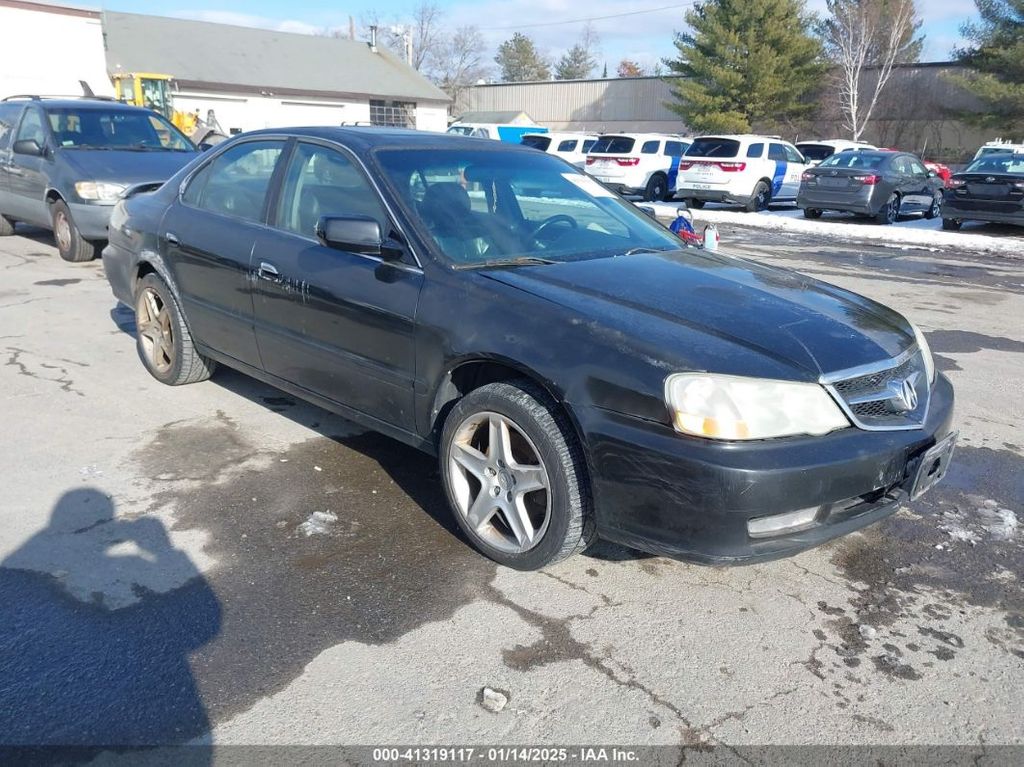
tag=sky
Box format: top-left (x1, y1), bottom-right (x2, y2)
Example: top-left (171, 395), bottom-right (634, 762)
top-left (101, 0), bottom-right (979, 78)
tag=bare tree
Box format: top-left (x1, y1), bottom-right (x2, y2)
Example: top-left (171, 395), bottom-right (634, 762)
top-left (430, 26), bottom-right (491, 112)
top-left (820, 0), bottom-right (923, 140)
top-left (359, 2), bottom-right (444, 71)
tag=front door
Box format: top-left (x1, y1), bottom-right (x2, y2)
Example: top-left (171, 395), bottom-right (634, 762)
top-left (5, 105), bottom-right (51, 226)
top-left (252, 141), bottom-right (423, 432)
top-left (160, 138), bottom-right (286, 369)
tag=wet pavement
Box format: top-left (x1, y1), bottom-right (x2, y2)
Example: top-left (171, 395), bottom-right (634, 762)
top-left (0, 223), bottom-right (1021, 753)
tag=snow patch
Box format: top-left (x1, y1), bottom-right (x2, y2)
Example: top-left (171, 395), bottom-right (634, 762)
top-left (297, 511), bottom-right (337, 537)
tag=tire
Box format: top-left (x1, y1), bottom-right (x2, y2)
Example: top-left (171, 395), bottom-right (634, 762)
top-left (643, 173), bottom-right (669, 202)
top-left (942, 218), bottom-right (962, 231)
top-left (0, 214), bottom-right (14, 236)
top-left (746, 181), bottom-right (771, 212)
top-left (439, 379), bottom-right (595, 570)
top-left (686, 198), bottom-right (706, 209)
top-left (134, 273), bottom-right (217, 386)
top-left (925, 193), bottom-right (941, 220)
top-left (802, 208), bottom-right (823, 219)
top-left (875, 193), bottom-right (900, 225)
top-left (51, 200), bottom-right (99, 262)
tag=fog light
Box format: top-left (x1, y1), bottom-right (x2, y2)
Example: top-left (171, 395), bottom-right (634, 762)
top-left (746, 507), bottom-right (821, 538)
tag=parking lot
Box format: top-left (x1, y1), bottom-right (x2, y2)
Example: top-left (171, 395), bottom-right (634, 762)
top-left (1, 221), bottom-right (1022, 752)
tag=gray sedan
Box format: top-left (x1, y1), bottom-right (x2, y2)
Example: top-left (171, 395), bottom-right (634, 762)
top-left (797, 150), bottom-right (945, 225)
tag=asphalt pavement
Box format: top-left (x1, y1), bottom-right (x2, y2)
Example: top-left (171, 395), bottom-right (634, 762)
top-left (0, 221), bottom-right (1021, 758)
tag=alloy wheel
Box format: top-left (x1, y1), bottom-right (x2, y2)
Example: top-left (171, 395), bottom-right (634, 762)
top-left (54, 210), bottom-right (72, 253)
top-left (136, 287), bottom-right (175, 374)
top-left (447, 411), bottom-right (551, 554)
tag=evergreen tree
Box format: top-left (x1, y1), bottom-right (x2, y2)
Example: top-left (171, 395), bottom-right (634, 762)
top-left (556, 44), bottom-right (596, 79)
top-left (953, 0), bottom-right (1024, 131)
top-left (495, 33), bottom-right (551, 82)
top-left (665, 0), bottom-right (826, 133)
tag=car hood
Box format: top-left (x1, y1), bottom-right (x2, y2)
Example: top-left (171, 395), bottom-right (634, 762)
top-left (58, 149), bottom-right (198, 186)
top-left (480, 250), bottom-right (914, 380)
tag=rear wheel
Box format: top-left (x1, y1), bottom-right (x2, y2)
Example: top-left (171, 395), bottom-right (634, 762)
top-left (802, 208), bottom-right (823, 219)
top-left (134, 273), bottom-right (217, 386)
top-left (51, 200), bottom-right (99, 262)
top-left (942, 217), bottom-right (963, 231)
top-left (439, 380), bottom-right (594, 570)
top-left (0, 214), bottom-right (14, 236)
top-left (875, 194), bottom-right (900, 225)
top-left (925, 192), bottom-right (942, 220)
top-left (643, 173), bottom-right (669, 202)
top-left (746, 181), bottom-right (771, 212)
top-left (686, 198), bottom-right (706, 209)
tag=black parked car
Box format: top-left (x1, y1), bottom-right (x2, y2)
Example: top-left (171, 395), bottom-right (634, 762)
top-left (102, 128), bottom-right (956, 570)
top-left (0, 97), bottom-right (197, 261)
top-left (797, 150), bottom-right (945, 225)
top-left (941, 152), bottom-right (1024, 230)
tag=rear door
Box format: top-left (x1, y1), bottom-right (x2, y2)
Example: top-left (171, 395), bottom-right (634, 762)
top-left (906, 157), bottom-right (937, 210)
top-left (251, 140), bottom-right (423, 431)
top-left (159, 138), bottom-right (287, 368)
top-left (5, 105), bottom-right (51, 226)
top-left (768, 142), bottom-right (806, 199)
top-left (664, 140), bottom-right (687, 190)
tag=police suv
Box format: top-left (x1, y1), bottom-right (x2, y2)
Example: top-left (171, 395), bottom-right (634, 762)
top-left (674, 135), bottom-right (809, 211)
top-left (584, 133), bottom-right (691, 201)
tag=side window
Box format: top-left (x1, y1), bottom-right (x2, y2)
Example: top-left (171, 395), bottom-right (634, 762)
top-left (15, 107), bottom-right (47, 148)
top-left (892, 156), bottom-right (910, 175)
top-left (746, 143), bottom-right (764, 158)
top-left (641, 140), bottom-right (659, 154)
top-left (0, 104), bottom-right (22, 150)
top-left (909, 159), bottom-right (928, 176)
top-left (275, 142), bottom-right (388, 238)
top-left (768, 143), bottom-right (789, 162)
top-left (664, 141), bottom-right (682, 157)
top-left (557, 139), bottom-right (577, 152)
top-left (784, 145), bottom-right (804, 163)
top-left (181, 140), bottom-right (284, 222)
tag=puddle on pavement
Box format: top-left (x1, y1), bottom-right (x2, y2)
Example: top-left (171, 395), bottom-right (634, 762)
top-left (138, 419), bottom-right (496, 726)
top-left (815, 445), bottom-right (1024, 688)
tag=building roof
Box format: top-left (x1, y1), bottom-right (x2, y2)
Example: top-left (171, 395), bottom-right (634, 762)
top-left (102, 11), bottom-right (450, 103)
top-left (454, 111), bottom-right (537, 125)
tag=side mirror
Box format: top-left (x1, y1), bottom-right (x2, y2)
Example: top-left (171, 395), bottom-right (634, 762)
top-left (315, 216), bottom-right (385, 257)
top-left (927, 170), bottom-right (938, 178)
top-left (12, 138), bottom-right (45, 157)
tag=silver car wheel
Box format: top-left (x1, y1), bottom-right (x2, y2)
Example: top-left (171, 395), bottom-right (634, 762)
top-left (447, 411), bottom-right (551, 554)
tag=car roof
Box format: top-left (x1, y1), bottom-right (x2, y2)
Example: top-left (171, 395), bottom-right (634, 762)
top-left (233, 126), bottom-right (550, 154)
top-left (7, 98), bottom-right (156, 113)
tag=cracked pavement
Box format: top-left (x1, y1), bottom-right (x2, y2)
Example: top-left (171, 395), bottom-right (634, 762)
top-left (0, 222), bottom-right (1021, 752)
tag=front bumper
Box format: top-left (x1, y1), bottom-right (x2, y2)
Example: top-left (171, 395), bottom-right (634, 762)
top-left (68, 202), bottom-right (115, 240)
top-left (580, 373), bottom-right (955, 565)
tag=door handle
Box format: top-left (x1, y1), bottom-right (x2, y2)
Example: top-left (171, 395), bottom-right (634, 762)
top-left (165, 232), bottom-right (181, 247)
top-left (257, 261), bottom-right (281, 282)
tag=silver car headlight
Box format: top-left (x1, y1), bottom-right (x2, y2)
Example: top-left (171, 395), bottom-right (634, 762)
top-left (910, 322), bottom-right (936, 383)
top-left (664, 373), bottom-right (850, 440)
top-left (74, 181), bottom-right (127, 202)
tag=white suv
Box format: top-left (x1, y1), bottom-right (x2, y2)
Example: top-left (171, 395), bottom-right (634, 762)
top-left (796, 139), bottom-right (877, 166)
top-left (674, 135), bottom-right (809, 211)
top-left (584, 133), bottom-right (691, 201)
top-left (521, 132), bottom-right (598, 169)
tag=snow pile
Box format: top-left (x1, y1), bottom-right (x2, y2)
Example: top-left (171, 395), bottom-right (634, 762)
top-left (637, 201), bottom-right (1024, 255)
top-left (938, 501), bottom-right (1019, 544)
top-left (297, 510), bottom-right (338, 537)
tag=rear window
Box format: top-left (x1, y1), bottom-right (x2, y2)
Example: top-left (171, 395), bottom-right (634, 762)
top-left (819, 152), bottom-right (887, 170)
top-left (685, 138), bottom-right (740, 158)
top-left (521, 135), bottom-right (551, 151)
top-left (797, 144), bottom-right (835, 162)
top-left (591, 136), bottom-right (635, 154)
top-left (965, 154), bottom-right (1024, 176)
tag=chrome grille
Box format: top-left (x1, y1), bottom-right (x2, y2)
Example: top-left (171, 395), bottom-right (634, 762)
top-left (824, 347), bottom-right (931, 431)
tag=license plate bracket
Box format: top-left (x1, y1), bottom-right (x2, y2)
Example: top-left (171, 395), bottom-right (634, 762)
top-left (910, 431), bottom-right (957, 500)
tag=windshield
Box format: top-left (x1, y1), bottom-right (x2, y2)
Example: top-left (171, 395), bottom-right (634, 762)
top-left (818, 152), bottom-right (887, 170)
top-left (375, 148), bottom-right (683, 267)
top-left (965, 154), bottom-right (1024, 176)
top-left (46, 107), bottom-right (194, 151)
top-left (521, 135), bottom-right (552, 151)
top-left (590, 136), bottom-right (635, 154)
top-left (447, 126), bottom-right (473, 136)
top-left (796, 144), bottom-right (836, 161)
top-left (685, 138), bottom-right (740, 158)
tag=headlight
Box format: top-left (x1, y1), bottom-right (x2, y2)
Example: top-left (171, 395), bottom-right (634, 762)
top-left (74, 181), bottom-right (127, 202)
top-left (910, 322), bottom-right (936, 383)
top-left (664, 373), bottom-right (849, 440)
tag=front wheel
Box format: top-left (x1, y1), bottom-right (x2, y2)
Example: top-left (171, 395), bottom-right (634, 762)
top-left (134, 273), bottom-right (217, 386)
top-left (942, 217), bottom-right (963, 231)
top-left (746, 181), bottom-right (771, 212)
top-left (875, 194), bottom-right (900, 225)
top-left (51, 200), bottom-right (100, 262)
top-left (925, 193), bottom-right (942, 220)
top-left (643, 173), bottom-right (669, 202)
top-left (439, 380), bottom-right (595, 570)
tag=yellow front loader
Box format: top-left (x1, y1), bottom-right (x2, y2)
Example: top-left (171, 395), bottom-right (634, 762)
top-left (110, 72), bottom-right (226, 145)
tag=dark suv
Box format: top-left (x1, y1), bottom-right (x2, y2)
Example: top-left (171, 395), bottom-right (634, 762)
top-left (0, 97), bottom-right (197, 261)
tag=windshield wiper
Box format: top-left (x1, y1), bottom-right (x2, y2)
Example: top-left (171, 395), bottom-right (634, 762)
top-left (618, 246), bottom-right (672, 256)
top-left (455, 256), bottom-right (558, 270)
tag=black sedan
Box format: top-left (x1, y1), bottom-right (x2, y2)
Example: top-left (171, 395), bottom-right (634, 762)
top-left (797, 150), bottom-right (945, 225)
top-left (102, 128), bottom-right (956, 569)
top-left (941, 152), bottom-right (1024, 230)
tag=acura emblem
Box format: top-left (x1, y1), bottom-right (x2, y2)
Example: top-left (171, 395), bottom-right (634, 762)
top-left (887, 373), bottom-right (920, 412)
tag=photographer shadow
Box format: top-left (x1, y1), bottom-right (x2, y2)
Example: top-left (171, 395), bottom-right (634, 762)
top-left (0, 488), bottom-right (220, 756)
